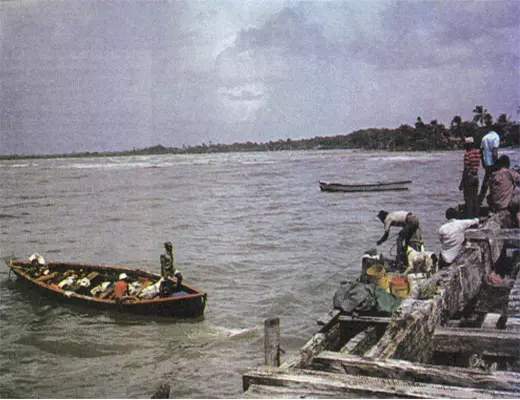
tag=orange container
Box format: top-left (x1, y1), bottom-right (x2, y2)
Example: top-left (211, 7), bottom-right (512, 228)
top-left (389, 275), bottom-right (411, 298)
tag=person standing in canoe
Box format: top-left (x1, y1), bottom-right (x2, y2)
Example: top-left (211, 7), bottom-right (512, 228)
top-left (459, 136), bottom-right (480, 218)
top-left (376, 210), bottom-right (423, 269)
top-left (160, 242), bottom-right (183, 290)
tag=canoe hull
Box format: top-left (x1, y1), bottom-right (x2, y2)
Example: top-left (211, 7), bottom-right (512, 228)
top-left (8, 261), bottom-right (207, 318)
top-left (319, 180), bottom-right (411, 193)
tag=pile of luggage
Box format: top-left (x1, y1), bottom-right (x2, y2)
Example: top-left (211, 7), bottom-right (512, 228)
top-left (333, 250), bottom-right (412, 315)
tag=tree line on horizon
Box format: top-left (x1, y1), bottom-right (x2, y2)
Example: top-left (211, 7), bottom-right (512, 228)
top-left (2, 105), bottom-right (519, 160)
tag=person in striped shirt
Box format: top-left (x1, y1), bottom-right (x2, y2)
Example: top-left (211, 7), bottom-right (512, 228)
top-left (459, 136), bottom-right (480, 218)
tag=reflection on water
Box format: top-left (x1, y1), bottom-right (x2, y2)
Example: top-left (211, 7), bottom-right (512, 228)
top-left (1, 149), bottom-right (519, 398)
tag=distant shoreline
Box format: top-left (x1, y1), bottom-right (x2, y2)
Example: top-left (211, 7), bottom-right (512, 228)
top-left (2, 123), bottom-right (518, 160)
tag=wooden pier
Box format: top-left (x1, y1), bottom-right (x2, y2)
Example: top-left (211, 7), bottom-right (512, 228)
top-left (243, 228), bottom-right (520, 398)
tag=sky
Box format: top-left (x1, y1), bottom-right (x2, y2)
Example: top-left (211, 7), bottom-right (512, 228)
top-left (1, 0), bottom-right (519, 155)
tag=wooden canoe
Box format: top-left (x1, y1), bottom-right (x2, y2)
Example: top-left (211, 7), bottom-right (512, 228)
top-left (6, 259), bottom-right (207, 318)
top-left (319, 180), bottom-right (411, 193)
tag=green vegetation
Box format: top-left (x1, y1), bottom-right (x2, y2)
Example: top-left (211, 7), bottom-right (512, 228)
top-left (1, 106), bottom-right (518, 160)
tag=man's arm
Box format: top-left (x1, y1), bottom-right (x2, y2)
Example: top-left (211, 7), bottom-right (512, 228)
top-left (510, 169), bottom-right (520, 185)
top-left (492, 147), bottom-right (499, 165)
top-left (377, 231), bottom-right (389, 246)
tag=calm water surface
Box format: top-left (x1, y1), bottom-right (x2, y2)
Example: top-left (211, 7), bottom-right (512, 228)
top-left (1, 149), bottom-right (519, 398)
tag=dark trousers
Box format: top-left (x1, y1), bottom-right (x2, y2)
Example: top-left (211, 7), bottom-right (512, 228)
top-left (463, 173), bottom-right (480, 218)
top-left (396, 214), bottom-right (422, 267)
top-left (479, 166), bottom-right (493, 204)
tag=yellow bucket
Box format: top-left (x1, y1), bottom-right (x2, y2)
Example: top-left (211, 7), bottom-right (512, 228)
top-left (367, 265), bottom-right (389, 291)
top-left (389, 275), bottom-right (411, 298)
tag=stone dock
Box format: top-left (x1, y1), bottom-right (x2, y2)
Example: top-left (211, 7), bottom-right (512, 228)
top-left (243, 227), bottom-right (520, 398)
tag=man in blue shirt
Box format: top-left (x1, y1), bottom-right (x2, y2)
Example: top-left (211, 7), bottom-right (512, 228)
top-left (479, 125), bottom-right (501, 204)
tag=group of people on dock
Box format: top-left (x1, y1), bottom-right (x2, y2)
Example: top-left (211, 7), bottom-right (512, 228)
top-left (375, 124), bottom-right (519, 274)
top-left (461, 125), bottom-right (520, 223)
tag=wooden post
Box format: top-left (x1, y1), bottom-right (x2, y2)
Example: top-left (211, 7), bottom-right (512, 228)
top-left (264, 317), bottom-right (280, 367)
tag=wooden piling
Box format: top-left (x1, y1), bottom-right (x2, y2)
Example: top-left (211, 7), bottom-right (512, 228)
top-left (264, 317), bottom-right (280, 367)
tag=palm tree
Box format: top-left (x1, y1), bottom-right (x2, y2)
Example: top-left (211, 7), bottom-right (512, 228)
top-left (497, 113), bottom-right (509, 125)
top-left (451, 115), bottom-right (462, 127)
top-left (472, 105), bottom-right (487, 127)
top-left (484, 112), bottom-right (493, 127)
top-left (450, 115), bottom-right (462, 140)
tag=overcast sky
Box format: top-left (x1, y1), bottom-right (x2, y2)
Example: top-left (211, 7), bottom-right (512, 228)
top-left (1, 0), bottom-right (519, 155)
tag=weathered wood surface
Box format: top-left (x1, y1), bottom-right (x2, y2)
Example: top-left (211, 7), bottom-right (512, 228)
top-left (244, 384), bottom-right (341, 399)
top-left (473, 282), bottom-right (513, 314)
top-left (264, 318), bottom-right (280, 367)
top-left (281, 323), bottom-right (341, 369)
top-left (243, 366), bottom-right (519, 399)
top-left (339, 326), bottom-right (380, 356)
top-left (366, 243), bottom-right (486, 362)
top-left (317, 309), bottom-right (340, 329)
top-left (339, 315), bottom-right (391, 325)
top-left (508, 272), bottom-right (520, 317)
top-left (465, 229), bottom-right (520, 242)
top-left (313, 351), bottom-right (520, 392)
top-left (434, 327), bottom-right (520, 358)
top-left (465, 228), bottom-right (519, 266)
top-left (481, 313), bottom-right (520, 332)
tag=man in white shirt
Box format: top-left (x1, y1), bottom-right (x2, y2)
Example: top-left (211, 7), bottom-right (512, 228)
top-left (479, 125), bottom-right (501, 204)
top-left (438, 207), bottom-right (485, 267)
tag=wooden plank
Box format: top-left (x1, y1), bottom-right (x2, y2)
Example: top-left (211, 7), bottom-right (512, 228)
top-left (434, 327), bottom-right (520, 358)
top-left (264, 318), bottom-right (280, 367)
top-left (316, 309), bottom-right (340, 331)
top-left (339, 315), bottom-right (391, 325)
top-left (281, 321), bottom-right (341, 369)
top-left (481, 313), bottom-right (520, 331)
top-left (244, 384), bottom-right (340, 399)
top-left (312, 351), bottom-right (520, 392)
top-left (339, 326), bottom-right (380, 356)
top-left (508, 273), bottom-right (520, 317)
top-left (465, 229), bottom-right (520, 242)
top-left (243, 366), bottom-right (518, 398)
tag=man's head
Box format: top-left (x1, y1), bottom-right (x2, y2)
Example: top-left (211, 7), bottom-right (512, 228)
top-left (29, 253), bottom-right (45, 266)
top-left (496, 155), bottom-right (510, 169)
top-left (377, 210), bottom-right (388, 223)
top-left (464, 136), bottom-right (474, 148)
top-left (164, 242), bottom-right (173, 251)
top-left (119, 273), bottom-right (128, 281)
top-left (492, 124), bottom-right (503, 135)
top-left (445, 207), bottom-right (459, 220)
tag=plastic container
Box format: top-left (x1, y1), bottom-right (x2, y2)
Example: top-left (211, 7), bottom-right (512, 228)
top-left (367, 265), bottom-right (389, 291)
top-left (389, 275), bottom-right (411, 298)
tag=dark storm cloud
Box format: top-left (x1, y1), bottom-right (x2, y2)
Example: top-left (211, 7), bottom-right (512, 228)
top-left (358, 0), bottom-right (520, 70)
top-left (234, 7), bottom-right (334, 60)
top-left (1, 0), bottom-right (519, 155)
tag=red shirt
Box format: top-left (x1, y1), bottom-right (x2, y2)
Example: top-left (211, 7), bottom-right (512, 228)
top-left (114, 281), bottom-right (128, 297)
top-left (463, 148), bottom-right (480, 175)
